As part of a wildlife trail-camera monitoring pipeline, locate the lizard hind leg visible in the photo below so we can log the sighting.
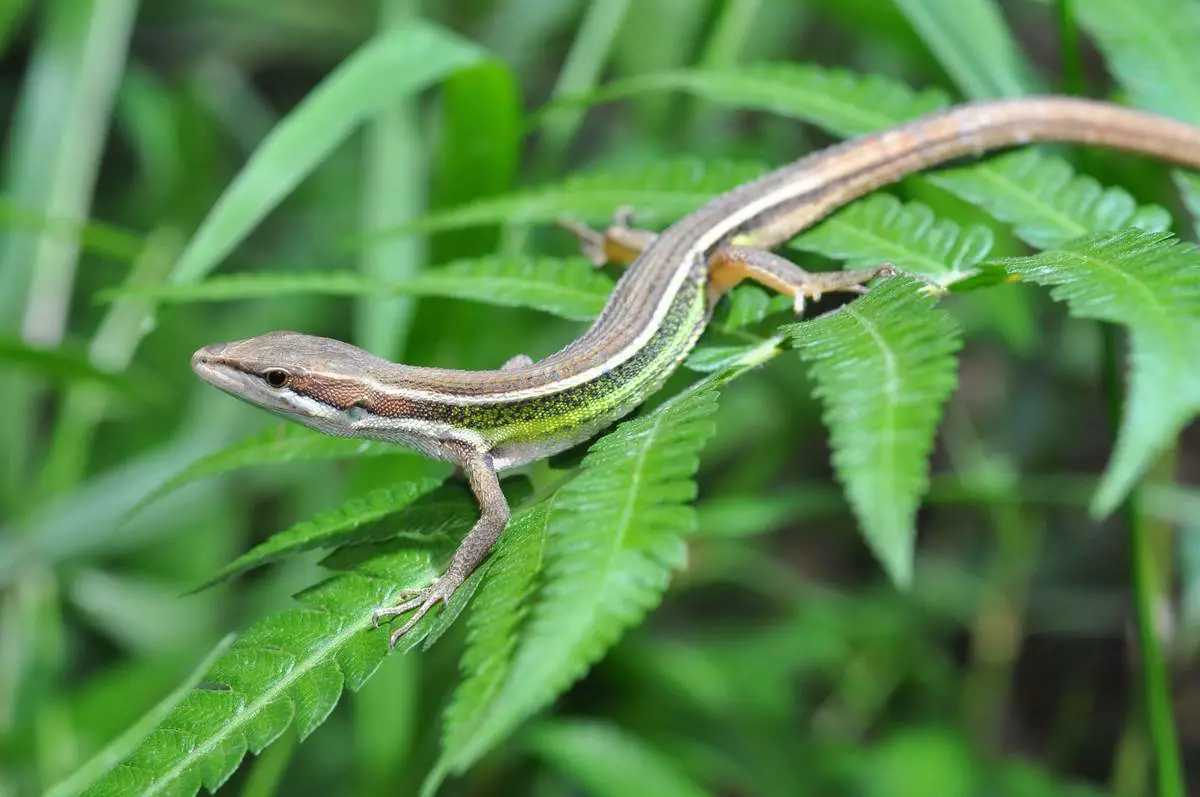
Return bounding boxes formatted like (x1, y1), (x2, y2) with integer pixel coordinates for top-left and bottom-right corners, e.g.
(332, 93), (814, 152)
(557, 206), (660, 266)
(706, 245), (896, 316)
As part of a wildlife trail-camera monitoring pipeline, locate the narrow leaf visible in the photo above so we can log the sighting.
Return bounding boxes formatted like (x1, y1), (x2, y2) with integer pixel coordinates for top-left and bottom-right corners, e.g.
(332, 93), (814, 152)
(109, 257), (614, 321)
(381, 159), (765, 236)
(890, 0), (1036, 99)
(526, 719), (709, 797)
(994, 230), (1200, 515)
(791, 193), (995, 283)
(170, 23), (482, 284)
(928, 149), (1172, 250)
(197, 478), (450, 589)
(785, 277), (962, 584)
(433, 374), (722, 776)
(572, 64), (949, 137)
(132, 425), (433, 517)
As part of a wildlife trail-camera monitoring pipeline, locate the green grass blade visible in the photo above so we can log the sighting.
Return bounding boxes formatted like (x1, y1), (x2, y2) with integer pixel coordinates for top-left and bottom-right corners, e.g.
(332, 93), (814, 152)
(785, 277), (962, 585)
(169, 22), (482, 285)
(890, 0), (1037, 99)
(0, 337), (154, 398)
(994, 230), (1200, 516)
(357, 0), (426, 360)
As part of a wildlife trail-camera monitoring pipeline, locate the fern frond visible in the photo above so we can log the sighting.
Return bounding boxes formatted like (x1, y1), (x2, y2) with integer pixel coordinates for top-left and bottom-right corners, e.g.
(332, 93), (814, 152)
(784, 277), (962, 584)
(994, 230), (1200, 515)
(81, 547), (448, 797)
(1075, 0), (1200, 124)
(791, 194), (995, 284)
(196, 478), (451, 589)
(132, 425), (435, 517)
(428, 503), (551, 792)
(927, 149), (1172, 249)
(577, 64), (948, 136)
(376, 159), (765, 236)
(890, 0), (1036, 99)
(429, 374), (722, 782)
(107, 257), (613, 322)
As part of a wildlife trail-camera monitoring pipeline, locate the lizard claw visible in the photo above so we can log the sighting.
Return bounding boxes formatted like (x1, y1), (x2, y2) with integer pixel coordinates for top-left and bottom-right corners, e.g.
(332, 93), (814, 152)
(372, 577), (459, 648)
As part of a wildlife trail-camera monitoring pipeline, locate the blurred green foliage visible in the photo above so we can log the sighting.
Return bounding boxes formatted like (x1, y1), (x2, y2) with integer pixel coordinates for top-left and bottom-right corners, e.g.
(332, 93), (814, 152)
(2, 1), (1200, 796)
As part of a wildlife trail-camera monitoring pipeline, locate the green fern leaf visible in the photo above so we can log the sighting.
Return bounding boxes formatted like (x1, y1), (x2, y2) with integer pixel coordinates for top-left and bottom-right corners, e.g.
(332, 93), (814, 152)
(196, 478), (452, 589)
(430, 374), (722, 780)
(82, 547), (449, 797)
(579, 64), (948, 137)
(890, 0), (1036, 99)
(106, 257), (613, 322)
(1075, 0), (1200, 124)
(376, 159), (765, 236)
(784, 277), (962, 584)
(928, 149), (1172, 249)
(132, 425), (434, 517)
(994, 230), (1200, 515)
(427, 502), (551, 792)
(791, 194), (995, 283)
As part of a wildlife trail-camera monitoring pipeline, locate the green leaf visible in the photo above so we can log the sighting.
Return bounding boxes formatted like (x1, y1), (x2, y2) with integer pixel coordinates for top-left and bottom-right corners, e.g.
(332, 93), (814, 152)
(426, 502), (551, 793)
(890, 0), (1036, 99)
(80, 548), (447, 797)
(928, 149), (1172, 250)
(572, 63), (949, 136)
(132, 425), (433, 518)
(430, 374), (722, 778)
(994, 230), (1200, 516)
(525, 719), (709, 797)
(791, 194), (995, 284)
(384, 158), (765, 236)
(785, 277), (962, 585)
(170, 23), (482, 285)
(196, 478), (450, 589)
(108, 257), (614, 322)
(1075, 0), (1200, 124)
(47, 635), (237, 797)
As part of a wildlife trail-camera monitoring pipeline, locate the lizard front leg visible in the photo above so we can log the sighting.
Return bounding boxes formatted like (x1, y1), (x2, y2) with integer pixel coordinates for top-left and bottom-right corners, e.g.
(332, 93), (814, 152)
(372, 442), (510, 647)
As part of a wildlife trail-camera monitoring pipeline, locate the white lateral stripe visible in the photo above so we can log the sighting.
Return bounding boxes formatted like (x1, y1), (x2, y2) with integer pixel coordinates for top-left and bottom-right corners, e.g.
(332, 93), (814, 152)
(366, 170), (825, 407)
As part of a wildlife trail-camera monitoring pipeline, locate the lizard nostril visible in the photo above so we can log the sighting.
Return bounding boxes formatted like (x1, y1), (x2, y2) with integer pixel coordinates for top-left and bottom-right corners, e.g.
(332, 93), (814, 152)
(191, 343), (226, 373)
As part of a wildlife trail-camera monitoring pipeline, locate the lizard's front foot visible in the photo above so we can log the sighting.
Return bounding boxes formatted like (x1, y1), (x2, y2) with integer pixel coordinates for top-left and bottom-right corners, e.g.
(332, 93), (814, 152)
(372, 574), (462, 648)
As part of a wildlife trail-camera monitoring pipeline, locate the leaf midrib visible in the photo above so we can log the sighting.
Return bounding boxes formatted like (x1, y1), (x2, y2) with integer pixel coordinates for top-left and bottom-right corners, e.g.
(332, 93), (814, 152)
(141, 603), (379, 795)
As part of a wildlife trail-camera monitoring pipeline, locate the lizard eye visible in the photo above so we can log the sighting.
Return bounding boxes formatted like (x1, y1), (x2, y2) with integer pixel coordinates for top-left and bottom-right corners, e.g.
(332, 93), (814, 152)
(263, 368), (291, 388)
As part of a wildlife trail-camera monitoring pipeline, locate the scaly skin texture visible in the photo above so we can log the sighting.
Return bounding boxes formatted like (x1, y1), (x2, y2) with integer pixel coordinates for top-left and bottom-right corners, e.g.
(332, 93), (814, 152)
(192, 97), (1200, 646)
